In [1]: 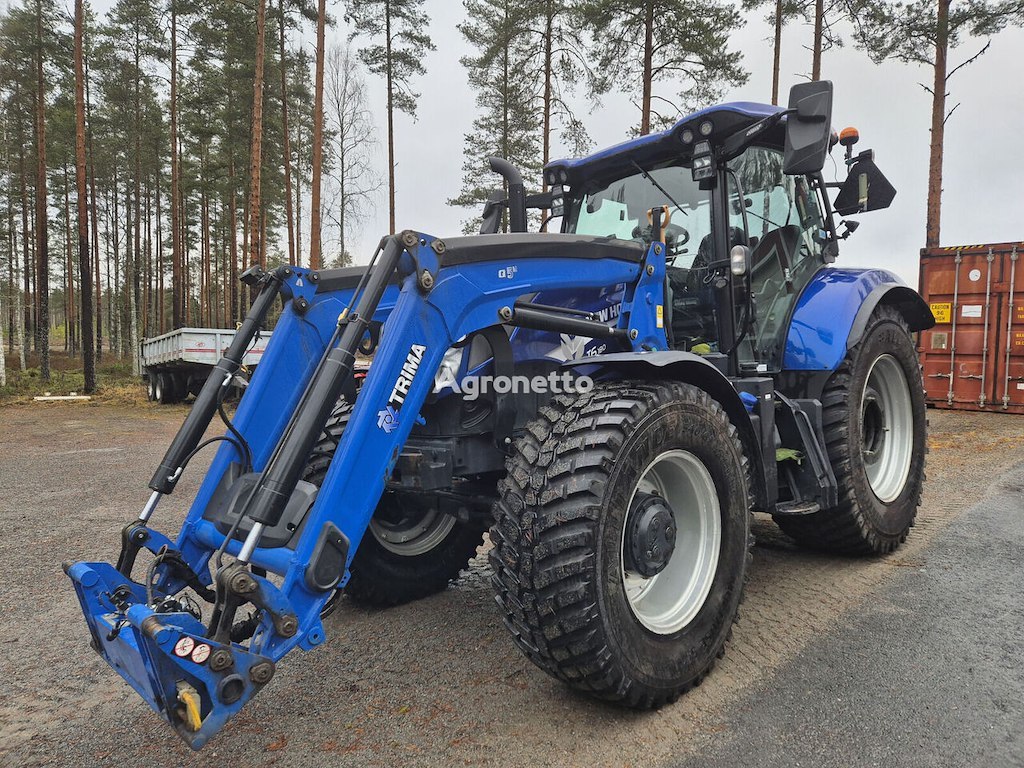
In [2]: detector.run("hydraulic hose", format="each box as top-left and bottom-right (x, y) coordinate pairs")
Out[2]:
(148, 268), (283, 495)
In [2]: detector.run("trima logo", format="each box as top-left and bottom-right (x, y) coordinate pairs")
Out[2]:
(377, 344), (427, 433)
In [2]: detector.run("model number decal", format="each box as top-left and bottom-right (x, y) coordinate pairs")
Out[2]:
(378, 344), (427, 433)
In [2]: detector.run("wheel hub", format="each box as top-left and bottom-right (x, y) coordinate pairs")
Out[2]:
(624, 492), (677, 578)
(861, 386), (886, 466)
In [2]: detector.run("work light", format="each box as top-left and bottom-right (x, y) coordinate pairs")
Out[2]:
(691, 140), (713, 181)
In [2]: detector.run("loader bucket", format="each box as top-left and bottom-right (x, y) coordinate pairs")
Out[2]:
(65, 561), (275, 749)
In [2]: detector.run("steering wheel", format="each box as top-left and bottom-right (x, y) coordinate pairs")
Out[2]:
(631, 221), (690, 249)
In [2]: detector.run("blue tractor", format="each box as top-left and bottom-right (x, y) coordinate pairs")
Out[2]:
(66, 81), (933, 748)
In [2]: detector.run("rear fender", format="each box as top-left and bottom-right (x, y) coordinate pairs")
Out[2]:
(565, 351), (769, 511)
(784, 268), (935, 371)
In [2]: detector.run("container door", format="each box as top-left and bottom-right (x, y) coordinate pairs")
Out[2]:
(918, 247), (1001, 410)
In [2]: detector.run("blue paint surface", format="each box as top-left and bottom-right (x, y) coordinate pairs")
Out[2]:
(783, 267), (905, 370)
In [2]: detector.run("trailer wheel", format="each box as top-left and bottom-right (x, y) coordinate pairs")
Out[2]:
(154, 372), (172, 404)
(491, 381), (751, 708)
(774, 305), (926, 554)
(303, 403), (484, 607)
(146, 374), (157, 402)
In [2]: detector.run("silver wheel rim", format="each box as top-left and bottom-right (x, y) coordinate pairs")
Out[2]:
(861, 354), (913, 503)
(621, 450), (721, 635)
(370, 506), (457, 556)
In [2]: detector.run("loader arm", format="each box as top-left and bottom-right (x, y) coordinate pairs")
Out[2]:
(66, 230), (667, 749)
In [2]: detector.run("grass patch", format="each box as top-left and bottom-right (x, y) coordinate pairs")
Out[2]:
(0, 353), (148, 406)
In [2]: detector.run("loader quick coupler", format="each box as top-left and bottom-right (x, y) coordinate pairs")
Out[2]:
(115, 522), (214, 602)
(208, 561), (298, 646)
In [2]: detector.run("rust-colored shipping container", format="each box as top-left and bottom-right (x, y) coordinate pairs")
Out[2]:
(918, 241), (1024, 412)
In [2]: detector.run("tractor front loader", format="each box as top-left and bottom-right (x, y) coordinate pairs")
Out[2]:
(66, 81), (934, 749)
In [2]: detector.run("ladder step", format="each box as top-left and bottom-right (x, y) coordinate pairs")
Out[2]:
(774, 500), (821, 517)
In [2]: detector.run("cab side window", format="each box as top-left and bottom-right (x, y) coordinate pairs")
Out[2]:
(728, 146), (827, 369)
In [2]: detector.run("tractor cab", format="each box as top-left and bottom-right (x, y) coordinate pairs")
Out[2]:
(539, 81), (893, 374)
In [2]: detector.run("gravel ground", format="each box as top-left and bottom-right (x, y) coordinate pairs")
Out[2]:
(0, 402), (1021, 767)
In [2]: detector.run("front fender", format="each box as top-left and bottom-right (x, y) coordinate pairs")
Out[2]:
(783, 268), (934, 371)
(564, 351), (768, 510)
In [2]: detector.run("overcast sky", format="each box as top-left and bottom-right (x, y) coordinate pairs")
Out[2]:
(333, 3), (1024, 288)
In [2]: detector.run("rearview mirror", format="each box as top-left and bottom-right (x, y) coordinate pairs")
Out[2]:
(832, 154), (896, 215)
(783, 80), (833, 175)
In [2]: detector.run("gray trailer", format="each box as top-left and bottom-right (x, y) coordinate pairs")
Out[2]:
(141, 327), (271, 404)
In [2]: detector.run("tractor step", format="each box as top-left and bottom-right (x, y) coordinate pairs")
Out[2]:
(773, 500), (821, 516)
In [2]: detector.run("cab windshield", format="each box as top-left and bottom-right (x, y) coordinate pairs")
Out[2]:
(566, 165), (712, 270)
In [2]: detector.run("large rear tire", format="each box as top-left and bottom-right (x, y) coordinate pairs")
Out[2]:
(774, 305), (926, 554)
(490, 381), (751, 708)
(303, 403), (484, 607)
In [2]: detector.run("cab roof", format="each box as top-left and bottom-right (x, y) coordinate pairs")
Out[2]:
(546, 102), (785, 188)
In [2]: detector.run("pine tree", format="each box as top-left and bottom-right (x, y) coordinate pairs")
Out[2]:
(74, 0), (95, 391)
(450, 0), (542, 231)
(852, 0), (1023, 248)
(309, 0), (328, 269)
(248, 0), (268, 271)
(578, 0), (748, 135)
(347, 0), (435, 233)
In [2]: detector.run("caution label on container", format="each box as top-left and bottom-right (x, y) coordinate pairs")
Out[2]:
(930, 302), (951, 323)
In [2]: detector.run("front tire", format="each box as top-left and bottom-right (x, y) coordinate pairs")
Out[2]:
(774, 305), (926, 554)
(490, 381), (752, 708)
(303, 402), (484, 607)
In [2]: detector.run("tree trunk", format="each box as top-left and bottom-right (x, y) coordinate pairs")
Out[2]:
(170, 1), (183, 328)
(385, 3), (396, 232)
(926, 0), (949, 249)
(640, 1), (654, 135)
(295, 117), (303, 263)
(86, 51), (101, 361)
(540, 0), (553, 228)
(35, 0), (50, 381)
(772, 0), (783, 105)
(111, 169), (121, 357)
(202, 159), (211, 325)
(811, 0), (823, 80)
(15, 264), (26, 371)
(248, 0), (268, 269)
(126, 178), (139, 374)
(0, 302), (5, 386)
(133, 33), (142, 371)
(309, 0), (327, 268)
(156, 167), (163, 333)
(19, 141), (32, 356)
(229, 159), (239, 324)
(279, 0), (296, 265)
(63, 164), (74, 354)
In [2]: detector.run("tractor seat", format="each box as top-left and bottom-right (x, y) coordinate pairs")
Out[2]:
(751, 224), (802, 281)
